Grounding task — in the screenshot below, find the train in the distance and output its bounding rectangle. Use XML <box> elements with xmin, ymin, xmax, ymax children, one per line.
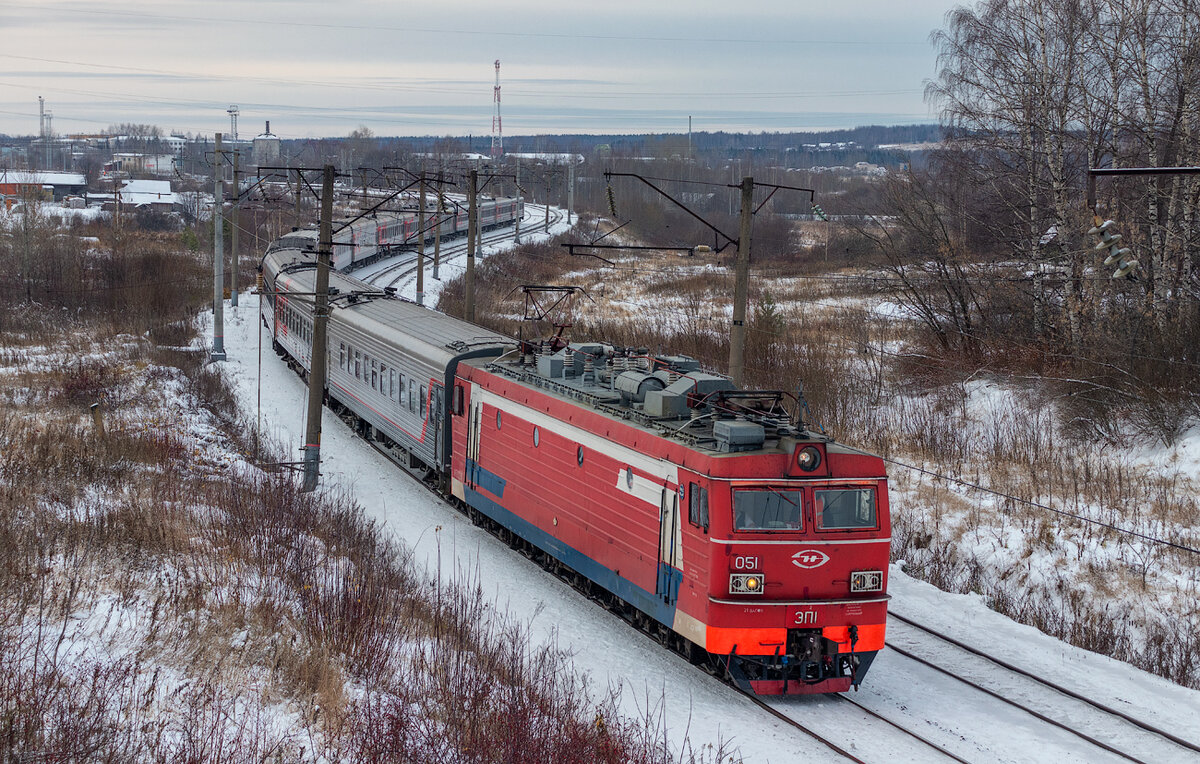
<box><xmin>258</xmin><ymin>203</ymin><xmax>890</xmax><ymax>695</ymax></box>
<box><xmin>268</xmin><ymin>195</ymin><xmax>523</xmax><ymax>272</ymax></box>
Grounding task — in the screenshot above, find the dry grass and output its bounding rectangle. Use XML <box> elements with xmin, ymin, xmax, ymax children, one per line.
<box><xmin>0</xmin><ymin>221</ymin><xmax>737</xmax><ymax>762</ymax></box>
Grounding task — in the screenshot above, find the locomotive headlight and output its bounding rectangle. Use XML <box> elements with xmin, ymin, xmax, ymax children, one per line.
<box><xmin>729</xmin><ymin>574</ymin><xmax>764</xmax><ymax>595</ymax></box>
<box><xmin>796</xmin><ymin>445</ymin><xmax>822</xmax><ymax>472</ymax></box>
<box><xmin>850</xmin><ymin>570</ymin><xmax>883</xmax><ymax>593</ymax></box>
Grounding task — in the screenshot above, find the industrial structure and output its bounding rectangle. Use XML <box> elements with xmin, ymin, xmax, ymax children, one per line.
<box><xmin>491</xmin><ymin>59</ymin><xmax>503</xmax><ymax>160</ymax></box>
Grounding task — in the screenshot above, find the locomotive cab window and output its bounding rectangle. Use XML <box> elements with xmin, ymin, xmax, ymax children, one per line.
<box><xmin>733</xmin><ymin>488</ymin><xmax>802</xmax><ymax>532</ymax></box>
<box><xmin>688</xmin><ymin>482</ymin><xmax>709</xmax><ymax>530</ymax></box>
<box><xmin>816</xmin><ymin>488</ymin><xmax>877</xmax><ymax>530</ymax></box>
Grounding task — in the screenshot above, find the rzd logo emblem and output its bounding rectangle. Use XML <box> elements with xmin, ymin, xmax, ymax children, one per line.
<box><xmin>792</xmin><ymin>550</ymin><xmax>830</xmax><ymax>569</ymax></box>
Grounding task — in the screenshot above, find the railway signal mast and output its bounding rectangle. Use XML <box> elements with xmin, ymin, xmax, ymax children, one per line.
<box><xmin>491</xmin><ymin>60</ymin><xmax>502</xmax><ymax>160</ymax></box>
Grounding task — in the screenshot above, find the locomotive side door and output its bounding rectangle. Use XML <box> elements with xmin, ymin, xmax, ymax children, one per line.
<box><xmin>465</xmin><ymin>392</ymin><xmax>483</xmax><ymax>491</ymax></box>
<box><xmin>656</xmin><ymin>485</ymin><xmax>683</xmax><ymax>605</ymax></box>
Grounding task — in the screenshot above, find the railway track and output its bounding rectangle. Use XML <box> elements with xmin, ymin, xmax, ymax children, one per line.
<box><xmin>884</xmin><ymin>611</ymin><xmax>1200</xmax><ymax>763</ymax></box>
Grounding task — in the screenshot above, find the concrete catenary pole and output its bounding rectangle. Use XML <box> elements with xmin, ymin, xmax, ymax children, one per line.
<box><xmin>728</xmin><ymin>176</ymin><xmax>753</xmax><ymax>387</ymax></box>
<box><xmin>474</xmin><ymin>160</ymin><xmax>484</xmax><ymax>256</ymax></box>
<box><xmin>567</xmin><ymin>159</ymin><xmax>575</xmax><ymax>226</ymax></box>
<box><xmin>211</xmin><ymin>133</ymin><xmax>226</xmax><ymax>362</ymax></box>
<box><xmin>417</xmin><ymin>170</ymin><xmax>426</xmax><ymax>306</ymax></box>
<box><xmin>293</xmin><ymin>168</ymin><xmax>302</xmax><ymax>223</ymax></box>
<box><xmin>433</xmin><ymin>172</ymin><xmax>442</xmax><ymax>281</ymax></box>
<box><xmin>465</xmin><ymin>169</ymin><xmax>478</xmax><ymax>323</ymax></box>
<box><xmin>231</xmin><ymin>147</ymin><xmax>240</xmax><ymax>307</ymax></box>
<box><xmin>513</xmin><ymin>158</ymin><xmax>522</xmax><ymax>244</ymax></box>
<box><xmin>301</xmin><ymin>165</ymin><xmax>336</xmax><ymax>493</ymax></box>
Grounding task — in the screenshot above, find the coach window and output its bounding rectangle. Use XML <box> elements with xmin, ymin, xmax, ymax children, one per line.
<box><xmin>371</xmin><ymin>360</ymin><xmax>379</xmax><ymax>391</ymax></box>
<box><xmin>533</xmin><ymin>427</ymin><xmax>540</xmax><ymax>447</ymax></box>
<box><xmin>389</xmin><ymin>369</ymin><xmax>396</xmax><ymax>400</ymax></box>
<box><xmin>419</xmin><ymin>386</ymin><xmax>427</xmax><ymax>418</ymax></box>
<box><xmin>354</xmin><ymin>350</ymin><xmax>361</xmax><ymax>379</ymax></box>
<box><xmin>398</xmin><ymin>373</ymin><xmax>406</xmax><ymax>405</ymax></box>
<box><xmin>496</xmin><ymin>410</ymin><xmax>502</xmax><ymax>429</ymax></box>
<box><xmin>688</xmin><ymin>483</ymin><xmax>709</xmax><ymax>530</ymax></box>
<box><xmin>576</xmin><ymin>445</ymin><xmax>584</xmax><ymax>465</ymax></box>
<box><xmin>380</xmin><ymin>363</ymin><xmax>387</xmax><ymax>391</ymax></box>
<box><xmin>339</xmin><ymin>343</ymin><xmax>345</xmax><ymax>370</ymax></box>
<box><xmin>815</xmin><ymin>488</ymin><xmax>877</xmax><ymax>531</ymax></box>
<box><xmin>408</xmin><ymin>380</ymin><xmax>416</xmax><ymax>413</ymax></box>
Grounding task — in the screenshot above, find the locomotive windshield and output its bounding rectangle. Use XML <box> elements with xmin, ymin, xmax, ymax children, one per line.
<box><xmin>734</xmin><ymin>488</ymin><xmax>802</xmax><ymax>532</ymax></box>
<box><xmin>816</xmin><ymin>488</ymin><xmax>877</xmax><ymax>530</ymax></box>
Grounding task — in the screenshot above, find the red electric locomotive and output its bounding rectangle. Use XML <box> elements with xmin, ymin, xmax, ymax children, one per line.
<box><xmin>449</xmin><ymin>341</ymin><xmax>889</xmax><ymax>694</ymax></box>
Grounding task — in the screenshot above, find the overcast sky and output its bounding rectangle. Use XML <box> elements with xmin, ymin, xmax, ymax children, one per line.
<box><xmin>0</xmin><ymin>0</ymin><xmax>958</xmax><ymax>139</ymax></box>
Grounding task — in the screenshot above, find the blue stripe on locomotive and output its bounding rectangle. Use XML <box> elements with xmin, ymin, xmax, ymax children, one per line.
<box><xmin>462</xmin><ymin>484</ymin><xmax>681</xmax><ymax>628</ymax></box>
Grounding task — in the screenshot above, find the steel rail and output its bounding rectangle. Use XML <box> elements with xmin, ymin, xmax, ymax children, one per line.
<box><xmin>889</xmin><ymin>611</ymin><xmax>1200</xmax><ymax>756</ymax></box>
<box><xmin>886</xmin><ymin>643</ymin><xmax>1147</xmax><ymax>763</ymax></box>
<box><xmin>834</xmin><ymin>694</ymin><xmax>973</xmax><ymax>763</ymax></box>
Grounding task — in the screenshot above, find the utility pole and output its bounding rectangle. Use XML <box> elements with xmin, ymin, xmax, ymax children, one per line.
<box><xmin>513</xmin><ymin>157</ymin><xmax>521</xmax><ymax>244</ymax></box>
<box><xmin>417</xmin><ymin>170</ymin><xmax>426</xmax><ymax>305</ymax></box>
<box><xmin>301</xmin><ymin>165</ymin><xmax>335</xmax><ymax>493</ymax></box>
<box><xmin>211</xmin><ymin>133</ymin><xmax>226</xmax><ymax>362</ymax></box>
<box><xmin>293</xmin><ymin>168</ymin><xmax>302</xmax><ymax>223</ymax></box>
<box><xmin>465</xmin><ymin>169</ymin><xmax>478</xmax><ymax>323</ymax></box>
<box><xmin>231</xmin><ymin>147</ymin><xmax>240</xmax><ymax>308</ymax></box>
<box><xmin>567</xmin><ymin>159</ymin><xmax>575</xmax><ymax>226</ymax></box>
<box><xmin>728</xmin><ymin>176</ymin><xmax>753</xmax><ymax>387</ymax></box>
<box><xmin>474</xmin><ymin>159</ymin><xmax>484</xmax><ymax>256</ymax></box>
<box><xmin>433</xmin><ymin>172</ymin><xmax>442</xmax><ymax>280</ymax></box>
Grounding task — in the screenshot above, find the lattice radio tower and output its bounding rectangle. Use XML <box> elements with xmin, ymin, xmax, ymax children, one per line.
<box><xmin>227</xmin><ymin>105</ymin><xmax>239</xmax><ymax>143</ymax></box>
<box><xmin>491</xmin><ymin>59</ymin><xmax>503</xmax><ymax>160</ymax></box>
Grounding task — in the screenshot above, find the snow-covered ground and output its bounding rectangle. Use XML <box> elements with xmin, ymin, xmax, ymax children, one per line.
<box><xmin>210</xmin><ymin>230</ymin><xmax>1200</xmax><ymax>762</ymax></box>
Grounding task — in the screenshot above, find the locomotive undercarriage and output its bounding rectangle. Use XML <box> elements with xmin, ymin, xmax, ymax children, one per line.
<box><xmin>726</xmin><ymin>630</ymin><xmax>876</xmax><ymax>695</ymax></box>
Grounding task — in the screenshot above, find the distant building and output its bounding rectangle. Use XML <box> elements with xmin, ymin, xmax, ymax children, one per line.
<box><xmin>0</xmin><ymin>170</ymin><xmax>87</xmax><ymax>205</ymax></box>
<box><xmin>253</xmin><ymin>122</ymin><xmax>280</xmax><ymax>167</ymax></box>
<box><xmin>115</xmin><ymin>179</ymin><xmax>176</xmax><ymax>211</ymax></box>
<box><xmin>108</xmin><ymin>153</ymin><xmax>176</xmax><ymax>177</ymax></box>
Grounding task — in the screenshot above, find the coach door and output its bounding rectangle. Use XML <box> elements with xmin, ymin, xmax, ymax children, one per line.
<box><xmin>431</xmin><ymin>384</ymin><xmax>444</xmax><ymax>466</ymax></box>
<box><xmin>656</xmin><ymin>485</ymin><xmax>683</xmax><ymax>605</ymax></box>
